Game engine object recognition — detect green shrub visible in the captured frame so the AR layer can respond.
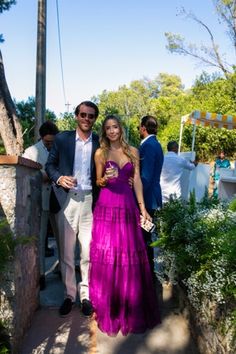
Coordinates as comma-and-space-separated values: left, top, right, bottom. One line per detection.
154, 195, 236, 349
228, 198, 236, 212
0, 320, 11, 354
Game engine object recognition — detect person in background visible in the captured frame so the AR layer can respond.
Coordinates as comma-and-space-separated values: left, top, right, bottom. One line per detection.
212, 150, 231, 197
45, 101, 100, 318
160, 140, 197, 203
22, 120, 60, 290
138, 115, 164, 277
89, 115, 161, 336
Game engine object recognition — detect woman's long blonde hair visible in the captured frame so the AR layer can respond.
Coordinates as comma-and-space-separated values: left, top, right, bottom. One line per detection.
100, 115, 137, 164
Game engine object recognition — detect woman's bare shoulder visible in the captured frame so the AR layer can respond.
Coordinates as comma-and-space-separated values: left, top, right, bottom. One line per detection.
95, 148, 103, 157
95, 148, 106, 165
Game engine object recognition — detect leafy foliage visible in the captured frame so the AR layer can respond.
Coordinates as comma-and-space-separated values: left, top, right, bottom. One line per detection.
165, 2, 235, 76
0, 0, 16, 13
0, 0, 16, 43
0, 319, 10, 353
228, 198, 236, 212
56, 112, 76, 131
15, 71, 236, 162
90, 72, 236, 160
154, 195, 236, 348
15, 97, 57, 148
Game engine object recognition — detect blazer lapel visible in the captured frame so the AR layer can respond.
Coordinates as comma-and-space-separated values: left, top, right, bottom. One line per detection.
67, 131, 76, 174
91, 133, 99, 172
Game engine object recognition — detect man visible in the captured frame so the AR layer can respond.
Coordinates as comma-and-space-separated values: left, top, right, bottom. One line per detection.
160, 140, 197, 203
22, 120, 60, 290
45, 101, 99, 317
139, 115, 164, 275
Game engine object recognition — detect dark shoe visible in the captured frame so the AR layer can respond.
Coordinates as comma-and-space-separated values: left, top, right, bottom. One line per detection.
45, 247, 54, 257
59, 298, 74, 317
81, 299, 94, 317
39, 275, 46, 291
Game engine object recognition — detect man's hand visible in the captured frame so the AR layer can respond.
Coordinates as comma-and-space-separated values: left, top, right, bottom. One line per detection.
128, 176, 134, 188
57, 176, 77, 189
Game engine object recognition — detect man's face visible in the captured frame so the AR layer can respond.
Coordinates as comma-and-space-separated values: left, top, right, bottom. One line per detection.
42, 134, 55, 151
76, 104, 96, 133
138, 125, 146, 139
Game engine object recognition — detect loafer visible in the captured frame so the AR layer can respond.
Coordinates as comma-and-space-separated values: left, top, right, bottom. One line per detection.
59, 298, 74, 317
81, 299, 94, 317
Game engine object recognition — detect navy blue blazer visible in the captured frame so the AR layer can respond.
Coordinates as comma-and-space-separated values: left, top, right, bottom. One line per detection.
45, 130, 100, 213
139, 135, 164, 210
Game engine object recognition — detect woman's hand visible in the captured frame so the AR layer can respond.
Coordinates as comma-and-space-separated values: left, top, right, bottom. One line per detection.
96, 166, 119, 187
139, 203, 152, 222
141, 209, 152, 222
104, 166, 118, 179
96, 176, 108, 187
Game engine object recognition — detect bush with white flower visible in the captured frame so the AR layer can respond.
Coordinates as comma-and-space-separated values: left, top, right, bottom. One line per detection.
153, 192, 236, 351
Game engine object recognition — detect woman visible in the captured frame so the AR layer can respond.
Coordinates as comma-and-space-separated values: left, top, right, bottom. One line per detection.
89, 115, 161, 336
212, 150, 231, 197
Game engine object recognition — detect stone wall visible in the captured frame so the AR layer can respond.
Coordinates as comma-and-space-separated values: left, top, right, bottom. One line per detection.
174, 283, 235, 354
0, 156, 42, 354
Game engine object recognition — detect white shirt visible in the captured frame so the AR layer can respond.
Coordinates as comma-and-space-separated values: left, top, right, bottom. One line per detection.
160, 151, 195, 202
22, 139, 51, 210
23, 139, 48, 168
72, 131, 92, 191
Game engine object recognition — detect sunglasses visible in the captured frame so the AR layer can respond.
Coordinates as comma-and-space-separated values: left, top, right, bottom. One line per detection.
79, 112, 95, 120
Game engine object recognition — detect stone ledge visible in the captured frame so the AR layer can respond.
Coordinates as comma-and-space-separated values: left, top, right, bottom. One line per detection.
0, 155, 42, 169
176, 283, 235, 354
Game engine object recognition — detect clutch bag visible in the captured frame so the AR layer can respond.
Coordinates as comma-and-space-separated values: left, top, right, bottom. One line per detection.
140, 215, 156, 233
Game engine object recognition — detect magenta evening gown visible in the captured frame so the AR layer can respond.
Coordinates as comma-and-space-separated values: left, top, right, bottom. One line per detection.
89, 161, 161, 336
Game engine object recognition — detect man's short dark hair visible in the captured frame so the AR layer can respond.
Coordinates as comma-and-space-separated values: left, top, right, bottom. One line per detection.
74, 101, 99, 118
167, 141, 179, 152
39, 121, 59, 138
141, 115, 158, 135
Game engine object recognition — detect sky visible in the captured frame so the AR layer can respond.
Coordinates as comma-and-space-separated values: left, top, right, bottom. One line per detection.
1, 0, 234, 116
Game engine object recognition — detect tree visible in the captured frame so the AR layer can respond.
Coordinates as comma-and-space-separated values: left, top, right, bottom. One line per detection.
56, 112, 76, 131
191, 71, 236, 113
165, 1, 236, 78
0, 0, 24, 155
16, 97, 56, 148
94, 74, 187, 145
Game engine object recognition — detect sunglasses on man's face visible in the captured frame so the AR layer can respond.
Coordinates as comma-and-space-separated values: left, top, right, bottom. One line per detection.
79, 112, 95, 120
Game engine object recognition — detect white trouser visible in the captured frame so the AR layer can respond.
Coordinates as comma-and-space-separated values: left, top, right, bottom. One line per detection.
56, 190, 93, 302
39, 210, 60, 275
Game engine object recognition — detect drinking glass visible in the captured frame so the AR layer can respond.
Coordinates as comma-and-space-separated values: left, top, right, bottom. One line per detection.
106, 162, 118, 178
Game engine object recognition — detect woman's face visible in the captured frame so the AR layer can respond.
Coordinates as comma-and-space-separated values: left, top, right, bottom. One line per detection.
219, 151, 225, 159
104, 119, 121, 142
